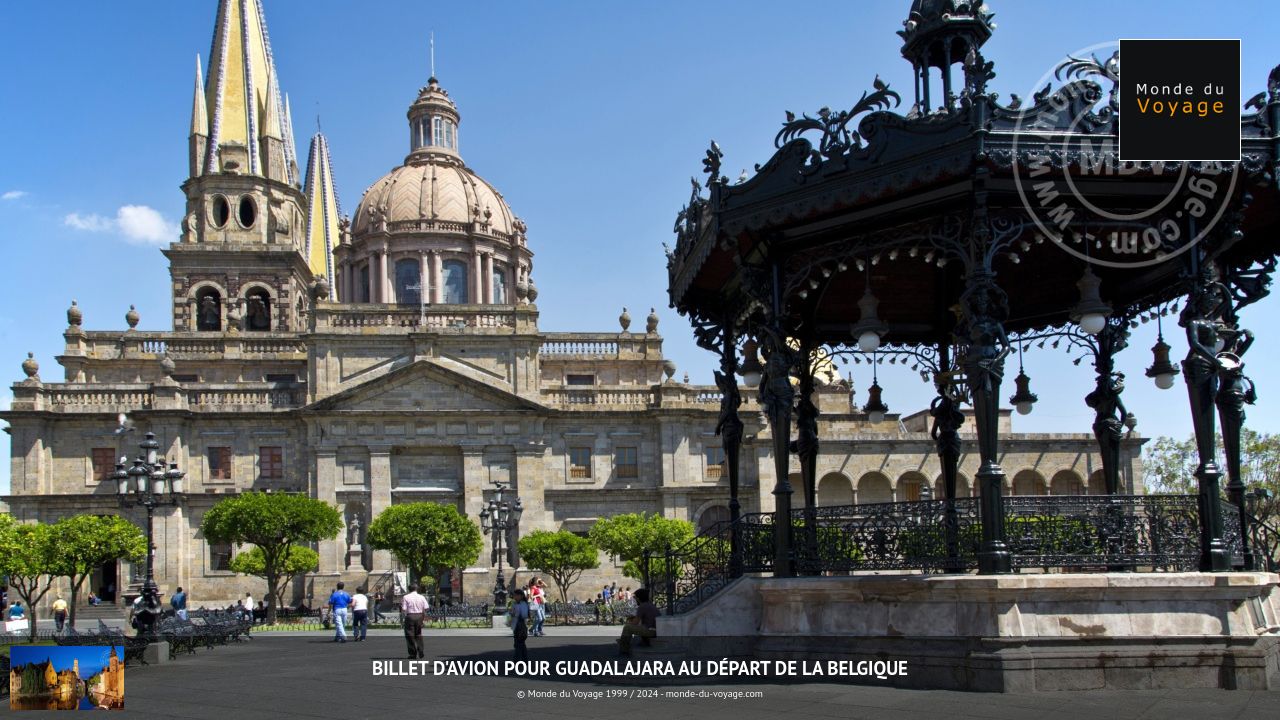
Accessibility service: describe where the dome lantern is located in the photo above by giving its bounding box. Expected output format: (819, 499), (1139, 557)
(407, 76), (461, 161)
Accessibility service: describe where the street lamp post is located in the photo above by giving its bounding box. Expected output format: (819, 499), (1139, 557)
(110, 431), (185, 638)
(478, 480), (522, 608)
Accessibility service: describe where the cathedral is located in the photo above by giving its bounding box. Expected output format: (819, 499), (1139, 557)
(1, 0), (1144, 607)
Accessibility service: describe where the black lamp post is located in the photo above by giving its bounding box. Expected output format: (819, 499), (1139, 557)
(111, 431), (184, 637)
(478, 480), (522, 607)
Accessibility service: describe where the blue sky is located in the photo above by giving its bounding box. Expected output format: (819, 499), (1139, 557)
(9, 644), (122, 678)
(2, 1), (1279, 495)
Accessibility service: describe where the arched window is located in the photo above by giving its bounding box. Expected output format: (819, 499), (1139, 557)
(898, 471), (929, 502)
(358, 263), (371, 303)
(432, 116), (444, 148)
(817, 473), (853, 506)
(1052, 471), (1086, 496)
(856, 472), (893, 504)
(195, 288), (222, 331)
(697, 506), (731, 534)
(244, 288), (271, 332)
(442, 259), (468, 304)
(492, 264), (507, 304)
(395, 258), (421, 305)
(1012, 470), (1047, 496)
(444, 119), (456, 150)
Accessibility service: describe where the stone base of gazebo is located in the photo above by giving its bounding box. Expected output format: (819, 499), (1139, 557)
(657, 572), (1280, 691)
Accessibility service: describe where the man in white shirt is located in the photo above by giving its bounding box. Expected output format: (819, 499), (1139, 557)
(241, 593), (254, 622)
(351, 587), (370, 642)
(400, 584), (428, 659)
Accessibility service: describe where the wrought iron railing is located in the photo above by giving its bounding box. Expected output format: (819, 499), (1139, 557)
(655, 493), (1249, 615)
(792, 498), (982, 574)
(1244, 512), (1280, 572)
(654, 512), (776, 615)
(1005, 495), (1201, 571)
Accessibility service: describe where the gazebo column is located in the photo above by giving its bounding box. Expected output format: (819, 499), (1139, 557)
(1215, 281), (1257, 570)
(962, 269), (1012, 575)
(793, 339), (820, 575)
(760, 327), (795, 578)
(1087, 319), (1130, 495)
(711, 324), (745, 578)
(1181, 259), (1231, 572)
(930, 345), (965, 572)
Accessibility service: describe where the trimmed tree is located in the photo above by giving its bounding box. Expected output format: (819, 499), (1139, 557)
(367, 503), (483, 594)
(0, 516), (60, 642)
(50, 514), (147, 628)
(228, 545), (320, 613)
(588, 512), (694, 584)
(517, 530), (599, 603)
(200, 492), (343, 624)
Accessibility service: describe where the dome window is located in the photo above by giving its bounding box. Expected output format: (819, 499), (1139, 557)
(492, 264), (507, 304)
(211, 196), (230, 228)
(237, 195), (257, 228)
(395, 258), (423, 306)
(443, 259), (468, 304)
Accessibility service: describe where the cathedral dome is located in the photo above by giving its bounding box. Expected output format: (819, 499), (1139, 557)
(335, 76), (533, 306)
(351, 77), (524, 244)
(352, 158), (520, 240)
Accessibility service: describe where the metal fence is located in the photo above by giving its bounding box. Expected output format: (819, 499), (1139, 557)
(654, 494), (1248, 614)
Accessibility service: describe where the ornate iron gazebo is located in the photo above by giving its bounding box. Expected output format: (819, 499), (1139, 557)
(664, 0), (1280, 600)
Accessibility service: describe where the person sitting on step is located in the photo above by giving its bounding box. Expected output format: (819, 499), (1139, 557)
(617, 588), (658, 655)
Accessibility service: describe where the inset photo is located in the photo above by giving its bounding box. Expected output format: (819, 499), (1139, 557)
(8, 645), (125, 711)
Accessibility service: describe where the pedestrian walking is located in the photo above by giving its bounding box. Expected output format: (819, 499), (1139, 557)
(372, 591), (386, 623)
(52, 595), (68, 632)
(329, 582), (352, 643)
(508, 589), (530, 661)
(351, 586), (369, 641)
(241, 593), (254, 622)
(170, 587), (188, 621)
(401, 583), (428, 659)
(527, 578), (547, 637)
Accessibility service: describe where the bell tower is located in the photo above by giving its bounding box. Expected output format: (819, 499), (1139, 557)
(166, 0), (311, 332)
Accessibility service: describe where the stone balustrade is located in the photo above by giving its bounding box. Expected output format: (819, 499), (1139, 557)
(540, 340), (621, 357)
(540, 383), (754, 411)
(314, 304), (522, 332)
(187, 385), (305, 409)
(65, 331), (307, 360)
(10, 382), (304, 412)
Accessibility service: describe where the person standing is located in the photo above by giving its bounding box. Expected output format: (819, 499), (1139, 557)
(400, 583), (427, 659)
(329, 582), (352, 643)
(52, 596), (69, 632)
(241, 593), (254, 622)
(351, 586), (369, 642)
(509, 589), (530, 661)
(170, 587), (188, 621)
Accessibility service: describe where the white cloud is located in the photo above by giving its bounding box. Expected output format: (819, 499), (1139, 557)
(116, 205), (178, 244)
(64, 205), (178, 245)
(1, 190), (27, 200)
(64, 212), (115, 232)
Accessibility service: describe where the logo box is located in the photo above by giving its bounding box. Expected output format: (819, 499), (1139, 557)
(1119, 39), (1240, 161)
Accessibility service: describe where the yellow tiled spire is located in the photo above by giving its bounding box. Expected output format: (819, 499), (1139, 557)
(191, 55), (207, 138)
(304, 132), (341, 297)
(201, 0), (297, 184)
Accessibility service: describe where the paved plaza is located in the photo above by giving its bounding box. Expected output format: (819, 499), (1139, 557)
(115, 632), (1280, 719)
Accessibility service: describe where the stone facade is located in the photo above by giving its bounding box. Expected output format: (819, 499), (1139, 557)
(0, 0), (1144, 611)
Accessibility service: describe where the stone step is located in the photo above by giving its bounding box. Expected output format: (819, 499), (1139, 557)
(73, 604), (126, 621)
